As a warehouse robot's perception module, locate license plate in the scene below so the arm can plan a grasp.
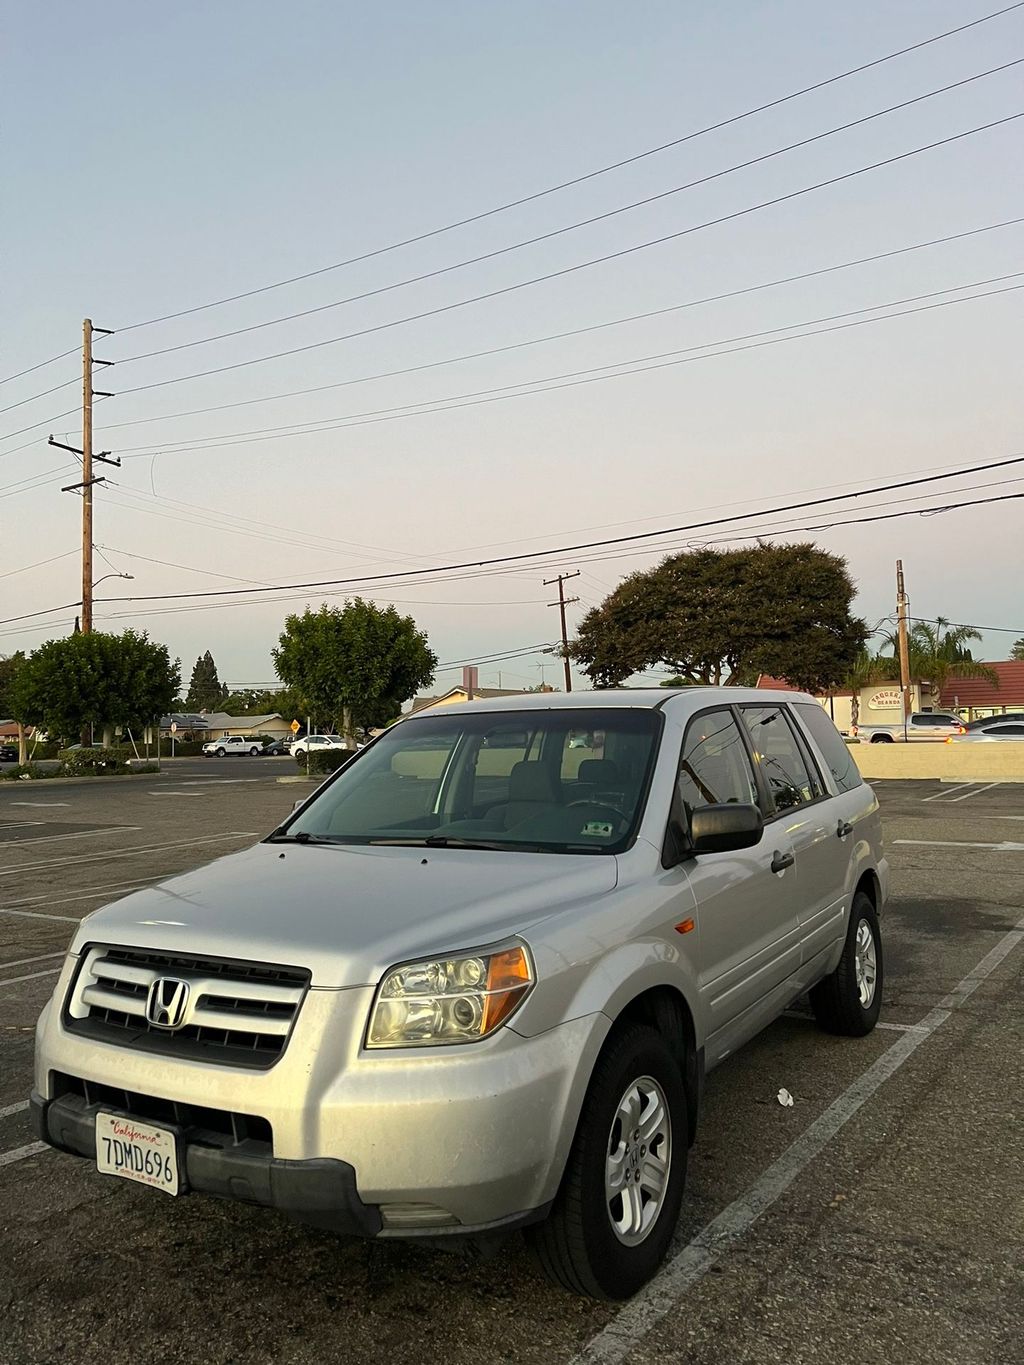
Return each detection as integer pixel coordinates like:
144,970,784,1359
95,1112,180,1196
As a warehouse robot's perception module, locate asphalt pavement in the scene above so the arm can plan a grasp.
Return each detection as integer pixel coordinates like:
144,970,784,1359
0,774,1021,1365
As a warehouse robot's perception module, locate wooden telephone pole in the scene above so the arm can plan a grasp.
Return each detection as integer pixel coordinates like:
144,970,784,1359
544,571,580,692
52,319,117,633
896,559,912,741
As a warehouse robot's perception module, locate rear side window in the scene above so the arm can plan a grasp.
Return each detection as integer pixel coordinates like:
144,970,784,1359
676,709,759,823
740,705,823,814
794,703,863,793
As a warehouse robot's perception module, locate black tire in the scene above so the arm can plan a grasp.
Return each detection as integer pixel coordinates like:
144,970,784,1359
249,747,259,756
810,892,883,1036
216,747,226,757
528,1024,687,1300
870,734,894,744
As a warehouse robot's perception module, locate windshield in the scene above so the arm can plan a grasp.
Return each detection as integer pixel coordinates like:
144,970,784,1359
277,708,662,854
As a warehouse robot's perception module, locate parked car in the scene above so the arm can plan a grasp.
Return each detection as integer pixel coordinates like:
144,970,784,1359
965,712,1024,730
947,719,1024,743
0,742,17,762
201,735,265,757
260,739,292,756
290,733,353,758
851,711,966,742
32,688,886,1300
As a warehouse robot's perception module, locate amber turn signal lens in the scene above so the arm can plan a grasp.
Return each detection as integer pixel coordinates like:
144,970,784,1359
482,946,533,1032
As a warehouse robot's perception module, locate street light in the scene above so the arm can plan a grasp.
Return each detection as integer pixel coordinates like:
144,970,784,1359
92,572,134,588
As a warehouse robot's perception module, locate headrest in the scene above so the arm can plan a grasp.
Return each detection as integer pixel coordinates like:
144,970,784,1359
576,758,621,787
508,760,558,803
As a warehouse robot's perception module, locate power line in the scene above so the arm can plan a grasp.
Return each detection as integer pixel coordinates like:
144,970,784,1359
0,549,78,580
112,62,1024,369
83,454,1024,605
113,278,1024,457
0,373,82,416
88,216,1024,435
0,346,79,387
905,616,1024,634
110,2,1024,336
110,111,1024,398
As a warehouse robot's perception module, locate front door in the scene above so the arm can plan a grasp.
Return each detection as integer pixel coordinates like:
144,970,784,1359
674,707,802,1065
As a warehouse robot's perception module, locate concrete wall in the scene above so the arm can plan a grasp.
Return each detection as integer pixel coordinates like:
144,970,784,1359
851,743,1024,781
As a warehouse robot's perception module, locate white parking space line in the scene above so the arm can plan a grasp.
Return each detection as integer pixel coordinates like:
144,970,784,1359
0,831,260,878
6,802,70,808
148,792,206,798
0,826,142,849
0,822,45,830
0,952,64,970
0,1142,48,1170
921,782,976,802
947,782,1001,802
894,838,1024,851
573,914,1024,1365
0,878,161,920
0,968,61,988
0,908,80,923
0,1101,29,1121
874,1021,930,1033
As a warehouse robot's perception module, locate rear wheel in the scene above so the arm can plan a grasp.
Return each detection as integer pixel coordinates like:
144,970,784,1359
528,1024,687,1300
249,746,259,756
871,734,894,743
811,892,883,1036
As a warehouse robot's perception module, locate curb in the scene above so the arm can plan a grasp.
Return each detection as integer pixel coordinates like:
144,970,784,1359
0,767,168,789
276,775,319,784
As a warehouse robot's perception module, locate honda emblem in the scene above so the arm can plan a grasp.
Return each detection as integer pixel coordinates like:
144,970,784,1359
146,977,190,1030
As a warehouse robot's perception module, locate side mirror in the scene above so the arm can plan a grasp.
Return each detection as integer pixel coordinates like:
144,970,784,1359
690,803,763,854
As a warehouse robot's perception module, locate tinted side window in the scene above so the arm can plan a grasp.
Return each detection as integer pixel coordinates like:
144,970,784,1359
740,705,821,814
677,710,759,823
794,702,863,793
989,724,1024,736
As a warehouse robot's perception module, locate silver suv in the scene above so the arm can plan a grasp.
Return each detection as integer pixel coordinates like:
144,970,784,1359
33,689,886,1299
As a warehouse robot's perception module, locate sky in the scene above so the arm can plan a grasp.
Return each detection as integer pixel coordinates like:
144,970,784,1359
3,0,1023,695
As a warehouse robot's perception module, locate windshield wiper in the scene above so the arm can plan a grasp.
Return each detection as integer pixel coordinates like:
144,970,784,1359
367,835,549,851
265,831,336,845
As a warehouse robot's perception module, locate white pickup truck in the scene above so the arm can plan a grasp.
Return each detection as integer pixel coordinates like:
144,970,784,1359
201,735,265,757
851,712,966,743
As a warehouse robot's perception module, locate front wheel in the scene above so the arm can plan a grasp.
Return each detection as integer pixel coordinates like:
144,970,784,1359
810,892,883,1036
528,1024,687,1300
216,747,226,757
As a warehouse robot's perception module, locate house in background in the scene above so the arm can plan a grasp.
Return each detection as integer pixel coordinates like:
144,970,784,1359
755,677,935,732
407,666,553,716
199,711,293,739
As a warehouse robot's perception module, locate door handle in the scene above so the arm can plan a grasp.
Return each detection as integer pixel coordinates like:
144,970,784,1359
770,850,795,874
837,820,854,839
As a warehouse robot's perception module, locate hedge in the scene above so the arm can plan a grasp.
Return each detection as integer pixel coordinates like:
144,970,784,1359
58,745,137,775
297,749,356,775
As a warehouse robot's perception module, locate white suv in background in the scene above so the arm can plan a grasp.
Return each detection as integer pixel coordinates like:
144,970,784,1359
200,736,264,757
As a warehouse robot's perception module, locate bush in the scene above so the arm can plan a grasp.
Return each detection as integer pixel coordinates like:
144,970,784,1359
0,763,55,782
161,738,205,756
297,748,355,776
58,745,136,776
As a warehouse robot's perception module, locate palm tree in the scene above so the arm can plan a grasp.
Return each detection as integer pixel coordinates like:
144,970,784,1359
881,618,998,708
843,650,894,729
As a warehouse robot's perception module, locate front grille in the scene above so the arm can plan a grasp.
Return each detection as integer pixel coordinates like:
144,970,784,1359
64,945,311,1068
52,1072,273,1149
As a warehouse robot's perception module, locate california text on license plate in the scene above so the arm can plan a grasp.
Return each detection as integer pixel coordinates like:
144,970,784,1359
95,1112,180,1195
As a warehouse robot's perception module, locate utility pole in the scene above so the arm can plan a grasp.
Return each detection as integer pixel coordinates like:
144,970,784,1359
53,319,117,633
896,559,912,741
544,570,580,692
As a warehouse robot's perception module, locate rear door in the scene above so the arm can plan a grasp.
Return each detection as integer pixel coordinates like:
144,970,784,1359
675,707,801,1062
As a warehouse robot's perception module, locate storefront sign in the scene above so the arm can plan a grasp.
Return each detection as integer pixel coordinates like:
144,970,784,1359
867,688,903,711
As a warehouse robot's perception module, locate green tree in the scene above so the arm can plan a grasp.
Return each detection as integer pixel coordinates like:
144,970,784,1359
10,630,180,744
842,650,895,730
273,599,437,739
221,685,302,717
184,651,227,711
570,543,866,693
0,652,26,717
879,617,997,706
1011,637,1024,662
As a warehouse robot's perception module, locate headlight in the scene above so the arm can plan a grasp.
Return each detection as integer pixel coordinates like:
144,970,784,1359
366,942,534,1048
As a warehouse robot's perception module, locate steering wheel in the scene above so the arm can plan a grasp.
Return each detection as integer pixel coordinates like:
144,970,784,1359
566,800,629,824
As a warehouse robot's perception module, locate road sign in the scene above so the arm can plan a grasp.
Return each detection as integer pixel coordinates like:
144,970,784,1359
169,722,178,734
290,719,301,734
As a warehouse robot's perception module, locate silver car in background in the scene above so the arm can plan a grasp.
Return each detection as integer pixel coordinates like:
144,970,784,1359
33,689,887,1299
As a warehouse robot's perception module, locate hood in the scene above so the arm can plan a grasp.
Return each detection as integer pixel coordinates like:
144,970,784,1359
72,840,619,987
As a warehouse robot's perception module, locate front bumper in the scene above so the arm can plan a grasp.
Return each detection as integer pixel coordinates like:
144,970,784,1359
31,1090,381,1236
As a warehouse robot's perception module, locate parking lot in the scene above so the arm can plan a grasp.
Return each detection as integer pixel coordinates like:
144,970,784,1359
1,768,1021,1365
